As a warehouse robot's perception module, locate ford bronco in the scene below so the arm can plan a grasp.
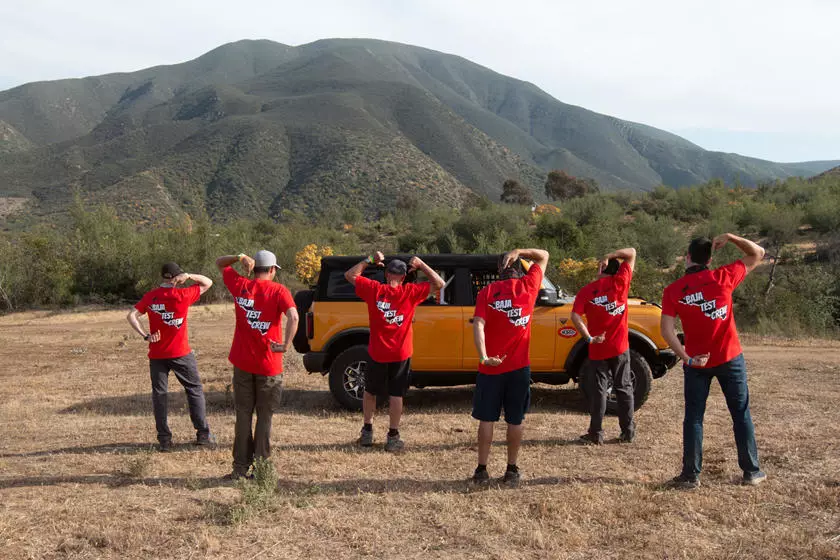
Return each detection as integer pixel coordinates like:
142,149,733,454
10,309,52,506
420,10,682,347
293,254,678,411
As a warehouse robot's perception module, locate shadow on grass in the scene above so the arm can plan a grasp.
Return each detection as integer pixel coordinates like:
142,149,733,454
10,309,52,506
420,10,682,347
0,474,230,490
0,472,640,493
58,385,587,417
0,437,584,460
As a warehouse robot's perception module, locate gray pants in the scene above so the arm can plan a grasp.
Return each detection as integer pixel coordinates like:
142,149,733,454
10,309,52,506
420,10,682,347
232,367,283,475
588,350,635,437
149,353,210,443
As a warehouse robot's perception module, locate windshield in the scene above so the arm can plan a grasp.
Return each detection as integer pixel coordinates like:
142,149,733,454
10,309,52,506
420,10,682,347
541,275,570,298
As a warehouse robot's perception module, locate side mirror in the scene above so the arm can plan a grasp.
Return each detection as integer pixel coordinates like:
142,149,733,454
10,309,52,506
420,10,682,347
538,288,558,305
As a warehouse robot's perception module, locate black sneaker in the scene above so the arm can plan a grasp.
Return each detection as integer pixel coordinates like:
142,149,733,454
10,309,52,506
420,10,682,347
158,440,172,453
743,470,767,486
669,473,700,489
578,433,604,445
472,468,490,486
618,431,635,444
195,433,217,450
502,469,521,487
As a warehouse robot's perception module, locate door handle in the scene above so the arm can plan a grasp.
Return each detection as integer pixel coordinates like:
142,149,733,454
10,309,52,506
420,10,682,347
468,318,475,324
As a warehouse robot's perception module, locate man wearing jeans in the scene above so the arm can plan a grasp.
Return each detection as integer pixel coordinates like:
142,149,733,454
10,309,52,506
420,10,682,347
127,262,216,452
660,234,767,489
471,248,549,487
216,250,299,479
571,247,637,445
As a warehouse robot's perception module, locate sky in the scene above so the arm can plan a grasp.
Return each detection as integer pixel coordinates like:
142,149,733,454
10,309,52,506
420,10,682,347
0,0,838,162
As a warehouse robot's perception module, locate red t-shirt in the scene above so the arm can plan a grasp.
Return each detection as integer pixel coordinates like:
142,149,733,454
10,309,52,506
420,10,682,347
355,276,431,363
223,267,295,376
572,262,632,360
134,284,201,360
662,260,747,368
473,265,543,375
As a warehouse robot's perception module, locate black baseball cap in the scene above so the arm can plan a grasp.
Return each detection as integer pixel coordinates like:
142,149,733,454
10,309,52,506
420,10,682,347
161,262,184,279
387,259,408,275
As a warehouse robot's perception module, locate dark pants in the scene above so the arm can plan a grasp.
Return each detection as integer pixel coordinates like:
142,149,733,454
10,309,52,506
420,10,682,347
149,353,210,444
682,353,760,478
472,366,531,425
588,350,634,438
232,367,283,475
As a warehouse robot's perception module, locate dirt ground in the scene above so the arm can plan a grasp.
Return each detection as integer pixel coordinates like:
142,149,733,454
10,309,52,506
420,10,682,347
0,305,837,560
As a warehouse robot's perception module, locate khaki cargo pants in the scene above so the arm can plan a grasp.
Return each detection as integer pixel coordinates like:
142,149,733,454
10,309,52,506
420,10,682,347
232,367,283,475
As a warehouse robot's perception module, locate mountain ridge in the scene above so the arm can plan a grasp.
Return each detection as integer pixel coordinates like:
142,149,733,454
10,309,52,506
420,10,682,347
0,38,836,226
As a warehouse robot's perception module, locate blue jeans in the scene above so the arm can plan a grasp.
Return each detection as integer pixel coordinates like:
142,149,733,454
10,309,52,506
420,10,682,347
682,354,760,478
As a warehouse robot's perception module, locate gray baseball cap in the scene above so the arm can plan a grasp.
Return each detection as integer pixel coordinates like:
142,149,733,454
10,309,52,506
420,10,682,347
254,250,281,270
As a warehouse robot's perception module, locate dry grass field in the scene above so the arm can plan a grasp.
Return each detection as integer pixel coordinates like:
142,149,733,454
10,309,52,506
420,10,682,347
0,305,838,559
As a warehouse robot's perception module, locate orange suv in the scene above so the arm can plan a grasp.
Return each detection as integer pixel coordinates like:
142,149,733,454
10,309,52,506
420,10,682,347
293,255,678,410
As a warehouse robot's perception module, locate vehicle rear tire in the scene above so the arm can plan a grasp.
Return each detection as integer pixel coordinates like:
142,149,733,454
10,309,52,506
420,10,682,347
328,345,371,411
578,349,653,413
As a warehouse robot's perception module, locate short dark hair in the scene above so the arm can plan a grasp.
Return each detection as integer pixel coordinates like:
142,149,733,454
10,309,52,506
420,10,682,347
498,253,524,280
603,258,620,275
688,237,713,265
253,265,273,274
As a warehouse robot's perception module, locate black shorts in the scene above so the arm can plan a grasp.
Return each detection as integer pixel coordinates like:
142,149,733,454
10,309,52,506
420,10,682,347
472,366,531,425
365,358,411,398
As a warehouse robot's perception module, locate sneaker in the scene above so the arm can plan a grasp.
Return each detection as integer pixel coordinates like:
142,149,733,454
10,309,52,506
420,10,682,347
578,433,604,445
358,427,374,447
195,433,217,450
743,470,767,486
669,473,700,489
502,469,521,487
158,440,172,453
384,433,405,452
472,468,490,486
618,431,635,444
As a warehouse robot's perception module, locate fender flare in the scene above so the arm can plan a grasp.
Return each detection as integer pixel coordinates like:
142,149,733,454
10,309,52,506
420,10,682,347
563,329,659,379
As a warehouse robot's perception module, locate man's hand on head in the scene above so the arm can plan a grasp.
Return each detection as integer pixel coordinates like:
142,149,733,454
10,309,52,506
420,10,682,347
712,234,731,251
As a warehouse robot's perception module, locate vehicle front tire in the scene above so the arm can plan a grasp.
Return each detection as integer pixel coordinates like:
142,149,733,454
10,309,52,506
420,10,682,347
579,349,653,414
328,345,371,411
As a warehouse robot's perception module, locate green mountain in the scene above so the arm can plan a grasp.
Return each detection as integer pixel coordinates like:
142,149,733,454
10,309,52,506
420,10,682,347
0,38,836,225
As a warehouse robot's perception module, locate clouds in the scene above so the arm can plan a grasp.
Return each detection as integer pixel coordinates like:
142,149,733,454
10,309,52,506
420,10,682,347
0,0,837,161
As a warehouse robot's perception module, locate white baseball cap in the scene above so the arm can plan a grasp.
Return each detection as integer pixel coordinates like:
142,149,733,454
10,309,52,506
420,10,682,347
254,250,281,270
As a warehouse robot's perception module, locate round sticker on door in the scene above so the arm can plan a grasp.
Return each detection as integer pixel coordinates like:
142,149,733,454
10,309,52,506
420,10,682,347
558,327,578,338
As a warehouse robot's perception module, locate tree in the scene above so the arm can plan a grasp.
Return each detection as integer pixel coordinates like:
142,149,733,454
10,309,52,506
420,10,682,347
544,170,599,201
500,179,534,205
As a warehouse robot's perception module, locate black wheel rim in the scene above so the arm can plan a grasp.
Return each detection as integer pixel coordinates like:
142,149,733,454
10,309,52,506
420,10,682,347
343,360,367,401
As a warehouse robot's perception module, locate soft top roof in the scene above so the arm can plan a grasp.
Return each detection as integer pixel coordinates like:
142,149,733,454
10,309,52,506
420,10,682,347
320,254,502,270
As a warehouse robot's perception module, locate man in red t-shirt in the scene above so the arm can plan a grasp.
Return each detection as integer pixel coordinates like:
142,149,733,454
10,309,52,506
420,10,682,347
471,248,549,487
345,252,444,452
572,247,637,445
215,250,299,479
127,262,215,452
661,234,766,489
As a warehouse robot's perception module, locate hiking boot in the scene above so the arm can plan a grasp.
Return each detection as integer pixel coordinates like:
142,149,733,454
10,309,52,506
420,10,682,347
669,473,700,490
743,470,767,486
472,468,490,486
502,469,521,487
578,432,604,445
384,433,405,452
195,433,217,450
158,440,172,453
358,427,374,447
223,470,253,481
618,431,635,444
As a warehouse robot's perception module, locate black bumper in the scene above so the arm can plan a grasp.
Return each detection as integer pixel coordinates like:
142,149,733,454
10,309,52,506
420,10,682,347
303,352,328,373
651,349,678,378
